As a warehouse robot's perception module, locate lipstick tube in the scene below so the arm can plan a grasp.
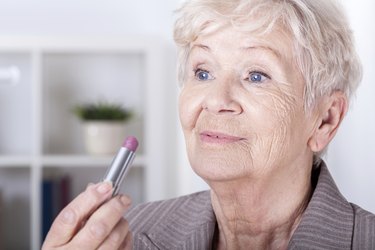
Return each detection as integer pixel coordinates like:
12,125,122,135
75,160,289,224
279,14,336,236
103,136,138,196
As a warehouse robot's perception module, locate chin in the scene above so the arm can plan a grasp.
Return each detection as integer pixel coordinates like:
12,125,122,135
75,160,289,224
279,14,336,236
189,154,251,182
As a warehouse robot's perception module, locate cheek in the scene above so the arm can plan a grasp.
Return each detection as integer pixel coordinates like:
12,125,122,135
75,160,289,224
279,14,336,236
178,86,203,131
245,87,304,158
250,83,302,130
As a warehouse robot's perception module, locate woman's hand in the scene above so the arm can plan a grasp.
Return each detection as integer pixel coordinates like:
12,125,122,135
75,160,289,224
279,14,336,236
42,182,132,250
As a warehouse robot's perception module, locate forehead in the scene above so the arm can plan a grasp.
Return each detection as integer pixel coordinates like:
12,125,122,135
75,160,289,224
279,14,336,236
190,25,294,62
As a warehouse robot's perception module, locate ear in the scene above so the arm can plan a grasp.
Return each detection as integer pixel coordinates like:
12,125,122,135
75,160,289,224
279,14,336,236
308,91,348,152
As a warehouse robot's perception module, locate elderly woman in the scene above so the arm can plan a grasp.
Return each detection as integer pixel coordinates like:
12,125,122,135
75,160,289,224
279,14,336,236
43,0,375,249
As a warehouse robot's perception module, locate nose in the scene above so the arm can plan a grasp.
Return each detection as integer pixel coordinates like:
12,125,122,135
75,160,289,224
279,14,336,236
202,81,242,115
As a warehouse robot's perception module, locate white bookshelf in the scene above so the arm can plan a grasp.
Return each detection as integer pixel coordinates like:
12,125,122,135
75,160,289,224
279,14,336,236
0,36,172,250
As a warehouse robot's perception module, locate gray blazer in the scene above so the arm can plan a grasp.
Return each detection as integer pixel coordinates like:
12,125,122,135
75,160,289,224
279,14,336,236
126,162,375,249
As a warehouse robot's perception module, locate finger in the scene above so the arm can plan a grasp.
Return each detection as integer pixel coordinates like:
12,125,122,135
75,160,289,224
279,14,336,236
97,219,129,250
42,182,113,248
70,194,131,249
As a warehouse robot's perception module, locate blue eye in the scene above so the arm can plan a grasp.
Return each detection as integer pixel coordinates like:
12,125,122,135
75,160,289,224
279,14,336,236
195,69,213,81
248,71,270,83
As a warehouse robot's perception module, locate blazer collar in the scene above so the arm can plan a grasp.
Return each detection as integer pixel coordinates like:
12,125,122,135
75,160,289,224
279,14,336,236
145,190,216,249
142,161,354,249
288,161,354,249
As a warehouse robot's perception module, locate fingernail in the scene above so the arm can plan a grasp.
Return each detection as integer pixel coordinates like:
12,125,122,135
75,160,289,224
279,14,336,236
97,182,112,194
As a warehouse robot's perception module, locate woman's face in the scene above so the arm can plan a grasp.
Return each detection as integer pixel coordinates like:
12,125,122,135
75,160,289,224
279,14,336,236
179,26,319,182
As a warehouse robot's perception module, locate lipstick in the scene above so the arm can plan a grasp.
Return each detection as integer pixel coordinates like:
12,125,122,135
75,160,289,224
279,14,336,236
103,136,138,196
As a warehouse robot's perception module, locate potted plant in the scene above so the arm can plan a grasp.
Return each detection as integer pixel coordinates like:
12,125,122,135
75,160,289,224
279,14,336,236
73,102,133,155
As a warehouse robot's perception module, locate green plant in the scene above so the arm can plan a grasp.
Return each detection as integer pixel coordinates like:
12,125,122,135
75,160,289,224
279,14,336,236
73,102,133,121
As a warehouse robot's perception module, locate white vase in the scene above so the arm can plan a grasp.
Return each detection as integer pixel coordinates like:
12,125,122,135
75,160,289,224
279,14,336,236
82,121,127,155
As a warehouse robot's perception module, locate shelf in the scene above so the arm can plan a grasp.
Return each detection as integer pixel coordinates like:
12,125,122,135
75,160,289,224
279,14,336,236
0,156,32,167
0,36,171,250
0,154,146,168
41,154,146,167
0,36,160,52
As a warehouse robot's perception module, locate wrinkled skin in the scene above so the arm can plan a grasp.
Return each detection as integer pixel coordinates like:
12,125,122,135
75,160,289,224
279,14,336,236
179,26,328,249
179,26,317,183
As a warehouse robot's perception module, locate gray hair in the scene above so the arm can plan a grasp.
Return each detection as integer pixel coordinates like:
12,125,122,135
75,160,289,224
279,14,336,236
173,0,362,109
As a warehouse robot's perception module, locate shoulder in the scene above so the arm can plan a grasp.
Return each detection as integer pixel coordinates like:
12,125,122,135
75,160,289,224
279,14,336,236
125,190,211,233
289,161,375,249
352,203,375,222
351,203,375,246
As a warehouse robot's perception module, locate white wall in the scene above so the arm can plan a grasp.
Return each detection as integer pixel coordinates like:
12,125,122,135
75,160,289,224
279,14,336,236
0,0,180,42
325,0,375,213
1,0,374,213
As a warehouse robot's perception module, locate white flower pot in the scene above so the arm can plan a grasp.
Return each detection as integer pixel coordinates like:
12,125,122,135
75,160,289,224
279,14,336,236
82,121,127,155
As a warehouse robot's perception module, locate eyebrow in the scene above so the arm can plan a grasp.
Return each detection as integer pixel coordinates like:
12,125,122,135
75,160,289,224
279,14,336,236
191,43,281,59
190,43,211,51
241,45,281,59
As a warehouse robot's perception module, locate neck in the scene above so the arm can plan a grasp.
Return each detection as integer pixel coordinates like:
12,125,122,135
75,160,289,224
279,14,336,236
209,159,313,250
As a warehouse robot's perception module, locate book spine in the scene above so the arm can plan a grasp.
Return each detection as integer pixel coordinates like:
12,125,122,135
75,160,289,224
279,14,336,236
42,179,53,242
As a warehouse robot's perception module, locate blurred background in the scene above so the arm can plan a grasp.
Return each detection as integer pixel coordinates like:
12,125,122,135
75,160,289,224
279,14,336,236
0,0,373,249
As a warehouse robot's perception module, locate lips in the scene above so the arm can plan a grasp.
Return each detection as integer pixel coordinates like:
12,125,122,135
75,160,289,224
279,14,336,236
199,131,244,144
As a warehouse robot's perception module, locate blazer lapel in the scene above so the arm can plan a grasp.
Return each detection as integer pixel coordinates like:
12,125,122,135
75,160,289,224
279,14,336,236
144,190,217,249
288,162,354,249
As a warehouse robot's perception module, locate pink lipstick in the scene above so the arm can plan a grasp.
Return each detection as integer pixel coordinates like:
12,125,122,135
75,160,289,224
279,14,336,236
103,136,138,196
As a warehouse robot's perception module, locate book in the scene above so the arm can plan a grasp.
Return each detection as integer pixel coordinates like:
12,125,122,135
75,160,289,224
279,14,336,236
41,175,71,242
42,179,53,241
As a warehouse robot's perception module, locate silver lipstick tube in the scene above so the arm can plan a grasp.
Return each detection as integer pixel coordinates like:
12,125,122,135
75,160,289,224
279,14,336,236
103,147,135,196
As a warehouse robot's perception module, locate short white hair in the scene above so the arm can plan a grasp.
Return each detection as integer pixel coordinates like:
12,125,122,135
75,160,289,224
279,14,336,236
173,0,362,108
